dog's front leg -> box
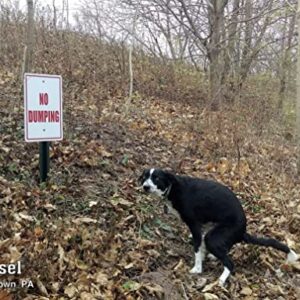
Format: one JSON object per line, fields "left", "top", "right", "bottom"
{"left": 188, "top": 223, "right": 203, "bottom": 274}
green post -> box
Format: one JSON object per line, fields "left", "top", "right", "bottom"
{"left": 39, "top": 142, "right": 49, "bottom": 182}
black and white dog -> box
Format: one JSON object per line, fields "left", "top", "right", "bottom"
{"left": 139, "top": 168, "right": 298, "bottom": 285}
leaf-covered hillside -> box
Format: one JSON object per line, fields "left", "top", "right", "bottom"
{"left": 0, "top": 9, "right": 300, "bottom": 299}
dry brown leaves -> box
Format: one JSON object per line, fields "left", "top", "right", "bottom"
{"left": 0, "top": 69, "right": 300, "bottom": 300}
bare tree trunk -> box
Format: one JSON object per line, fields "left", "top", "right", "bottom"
{"left": 19, "top": 0, "right": 34, "bottom": 122}
{"left": 224, "top": 0, "right": 240, "bottom": 76}
{"left": 66, "top": 0, "right": 70, "bottom": 30}
{"left": 125, "top": 1, "right": 140, "bottom": 114}
{"left": 296, "top": 0, "right": 300, "bottom": 174}
{"left": 208, "top": 0, "right": 227, "bottom": 111}
{"left": 234, "top": 0, "right": 252, "bottom": 103}
{"left": 241, "top": 0, "right": 253, "bottom": 70}
{"left": 223, "top": 0, "right": 240, "bottom": 102}
{"left": 52, "top": 0, "right": 57, "bottom": 30}
{"left": 278, "top": 12, "right": 295, "bottom": 111}
{"left": 22, "top": 0, "right": 34, "bottom": 76}
{"left": 278, "top": 10, "right": 288, "bottom": 112}
{"left": 128, "top": 45, "right": 133, "bottom": 101}
{"left": 234, "top": 0, "right": 274, "bottom": 104}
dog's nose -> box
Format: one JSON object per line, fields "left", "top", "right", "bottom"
{"left": 143, "top": 185, "right": 150, "bottom": 192}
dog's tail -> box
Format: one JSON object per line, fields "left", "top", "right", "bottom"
{"left": 243, "top": 233, "right": 299, "bottom": 262}
{"left": 243, "top": 233, "right": 289, "bottom": 253}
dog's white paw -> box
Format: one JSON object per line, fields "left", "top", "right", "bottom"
{"left": 218, "top": 279, "right": 225, "bottom": 287}
{"left": 190, "top": 266, "right": 202, "bottom": 274}
{"left": 218, "top": 267, "right": 231, "bottom": 286}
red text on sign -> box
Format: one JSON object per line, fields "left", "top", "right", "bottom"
{"left": 28, "top": 110, "right": 60, "bottom": 122}
{"left": 39, "top": 93, "right": 49, "bottom": 105}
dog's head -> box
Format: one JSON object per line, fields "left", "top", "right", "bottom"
{"left": 139, "top": 168, "right": 175, "bottom": 197}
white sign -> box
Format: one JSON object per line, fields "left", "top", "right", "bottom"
{"left": 24, "top": 73, "right": 63, "bottom": 142}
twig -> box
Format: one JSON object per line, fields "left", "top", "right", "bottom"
{"left": 181, "top": 282, "right": 189, "bottom": 300}
{"left": 285, "top": 0, "right": 297, "bottom": 12}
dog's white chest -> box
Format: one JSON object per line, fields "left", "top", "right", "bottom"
{"left": 164, "top": 201, "right": 181, "bottom": 219}
{"left": 202, "top": 222, "right": 216, "bottom": 234}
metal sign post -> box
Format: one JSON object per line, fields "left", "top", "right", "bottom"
{"left": 24, "top": 73, "right": 63, "bottom": 182}
{"left": 39, "top": 142, "right": 50, "bottom": 182}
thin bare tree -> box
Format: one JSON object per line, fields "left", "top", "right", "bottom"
{"left": 22, "top": 0, "right": 34, "bottom": 80}
{"left": 278, "top": 9, "right": 296, "bottom": 111}
{"left": 296, "top": 0, "right": 300, "bottom": 173}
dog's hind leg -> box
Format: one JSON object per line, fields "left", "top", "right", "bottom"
{"left": 205, "top": 226, "right": 237, "bottom": 285}
{"left": 200, "top": 234, "right": 217, "bottom": 261}
{"left": 188, "top": 223, "right": 203, "bottom": 274}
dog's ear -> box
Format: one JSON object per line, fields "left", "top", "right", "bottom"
{"left": 138, "top": 169, "right": 148, "bottom": 184}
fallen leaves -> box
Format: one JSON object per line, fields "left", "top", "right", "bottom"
{"left": 17, "top": 212, "right": 35, "bottom": 222}
{"left": 64, "top": 284, "right": 78, "bottom": 298}
{"left": 203, "top": 292, "right": 219, "bottom": 300}
{"left": 110, "top": 195, "right": 133, "bottom": 208}
{"left": 286, "top": 261, "right": 300, "bottom": 272}
{"left": 0, "top": 291, "right": 12, "bottom": 300}
{"left": 72, "top": 217, "right": 98, "bottom": 225}
{"left": 240, "top": 286, "right": 253, "bottom": 296}
{"left": 0, "top": 70, "right": 300, "bottom": 300}
{"left": 8, "top": 246, "right": 22, "bottom": 262}
{"left": 36, "top": 278, "right": 49, "bottom": 297}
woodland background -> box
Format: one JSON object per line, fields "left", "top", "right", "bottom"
{"left": 0, "top": 0, "right": 300, "bottom": 299}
